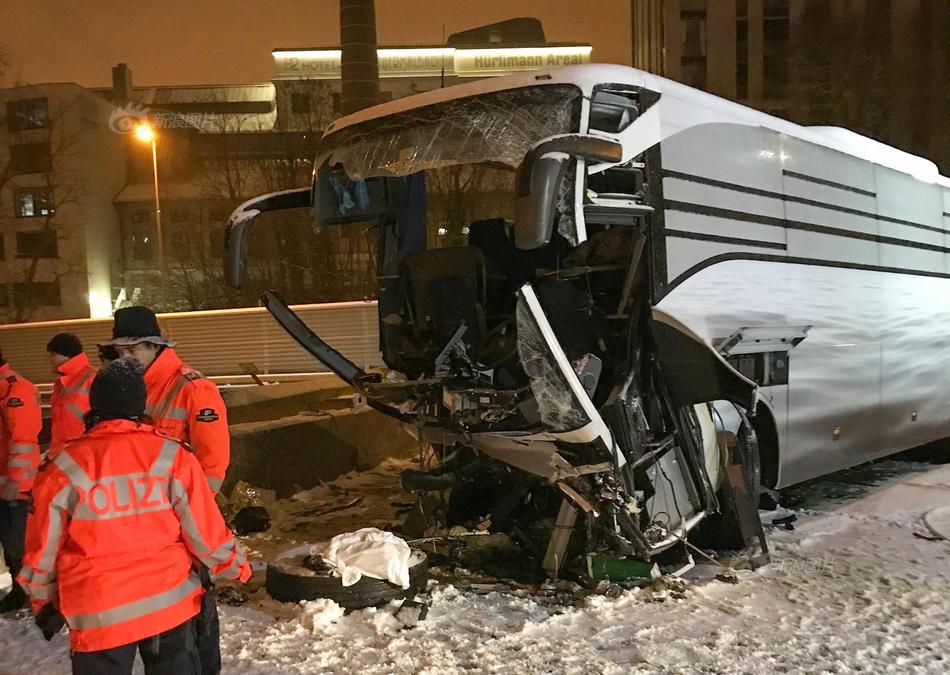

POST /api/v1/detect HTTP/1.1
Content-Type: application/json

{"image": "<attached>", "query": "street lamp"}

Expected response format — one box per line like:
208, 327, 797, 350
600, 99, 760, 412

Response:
134, 122, 166, 304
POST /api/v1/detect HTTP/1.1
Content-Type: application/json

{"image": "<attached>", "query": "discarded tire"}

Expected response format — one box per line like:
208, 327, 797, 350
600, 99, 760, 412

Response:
266, 552, 428, 610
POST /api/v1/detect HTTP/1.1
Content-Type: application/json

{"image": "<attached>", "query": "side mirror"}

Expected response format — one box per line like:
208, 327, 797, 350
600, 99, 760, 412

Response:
224, 187, 312, 289
514, 135, 623, 250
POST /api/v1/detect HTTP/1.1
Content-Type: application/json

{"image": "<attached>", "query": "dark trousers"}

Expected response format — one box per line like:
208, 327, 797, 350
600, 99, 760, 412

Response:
197, 569, 222, 675
71, 616, 201, 675
0, 500, 27, 581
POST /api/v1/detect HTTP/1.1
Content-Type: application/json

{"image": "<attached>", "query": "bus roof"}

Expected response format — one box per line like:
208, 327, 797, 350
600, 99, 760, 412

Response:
325, 64, 949, 188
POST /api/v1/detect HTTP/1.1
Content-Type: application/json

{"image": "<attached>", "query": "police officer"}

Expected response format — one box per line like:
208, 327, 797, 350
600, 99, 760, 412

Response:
47, 333, 97, 459
0, 347, 41, 613
103, 306, 230, 674
18, 358, 251, 675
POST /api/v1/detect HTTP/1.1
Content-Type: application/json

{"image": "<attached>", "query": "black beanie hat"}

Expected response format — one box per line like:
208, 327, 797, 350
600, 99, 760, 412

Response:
107, 306, 174, 347
88, 357, 147, 422
46, 332, 83, 358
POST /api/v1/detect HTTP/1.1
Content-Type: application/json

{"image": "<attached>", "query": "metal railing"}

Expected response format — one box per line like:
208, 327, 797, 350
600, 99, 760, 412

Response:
0, 301, 382, 388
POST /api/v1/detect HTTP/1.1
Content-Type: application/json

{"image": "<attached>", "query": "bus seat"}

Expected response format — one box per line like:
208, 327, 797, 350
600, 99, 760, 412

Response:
468, 218, 516, 321
401, 247, 487, 353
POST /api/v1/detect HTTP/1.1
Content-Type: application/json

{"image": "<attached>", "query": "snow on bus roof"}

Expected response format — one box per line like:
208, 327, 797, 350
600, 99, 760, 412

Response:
326, 64, 949, 187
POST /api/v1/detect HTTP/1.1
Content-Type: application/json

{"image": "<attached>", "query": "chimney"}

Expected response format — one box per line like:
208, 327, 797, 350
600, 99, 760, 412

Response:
112, 63, 134, 106
340, 0, 380, 115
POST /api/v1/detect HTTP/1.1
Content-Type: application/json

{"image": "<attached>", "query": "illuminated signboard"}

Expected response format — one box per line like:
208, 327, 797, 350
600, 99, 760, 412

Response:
272, 46, 592, 80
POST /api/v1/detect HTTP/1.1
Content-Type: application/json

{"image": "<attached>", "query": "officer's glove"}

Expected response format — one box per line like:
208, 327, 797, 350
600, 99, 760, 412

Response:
1, 482, 20, 501
35, 603, 66, 641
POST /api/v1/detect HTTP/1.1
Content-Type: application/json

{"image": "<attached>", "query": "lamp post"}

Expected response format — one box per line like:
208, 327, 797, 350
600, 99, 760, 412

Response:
134, 122, 166, 304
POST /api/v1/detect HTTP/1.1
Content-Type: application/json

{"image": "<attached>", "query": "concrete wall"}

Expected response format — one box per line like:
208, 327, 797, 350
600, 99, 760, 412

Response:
225, 407, 417, 498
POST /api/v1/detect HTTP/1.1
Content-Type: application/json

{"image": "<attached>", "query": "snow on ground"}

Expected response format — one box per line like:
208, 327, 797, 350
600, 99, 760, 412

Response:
1, 459, 948, 674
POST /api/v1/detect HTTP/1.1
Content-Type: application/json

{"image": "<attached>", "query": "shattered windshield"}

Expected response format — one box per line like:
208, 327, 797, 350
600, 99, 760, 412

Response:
516, 297, 590, 432
320, 84, 583, 180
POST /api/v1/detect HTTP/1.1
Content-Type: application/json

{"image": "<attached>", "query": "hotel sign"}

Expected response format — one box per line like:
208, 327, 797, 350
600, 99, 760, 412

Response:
273, 46, 592, 80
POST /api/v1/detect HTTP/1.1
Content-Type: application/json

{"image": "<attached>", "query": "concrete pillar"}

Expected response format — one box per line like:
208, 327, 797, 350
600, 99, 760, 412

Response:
631, 0, 666, 74
747, 0, 764, 103
663, 0, 683, 80
706, 0, 737, 99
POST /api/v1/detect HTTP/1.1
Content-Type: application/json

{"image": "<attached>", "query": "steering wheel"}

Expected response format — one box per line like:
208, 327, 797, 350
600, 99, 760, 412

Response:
474, 318, 519, 368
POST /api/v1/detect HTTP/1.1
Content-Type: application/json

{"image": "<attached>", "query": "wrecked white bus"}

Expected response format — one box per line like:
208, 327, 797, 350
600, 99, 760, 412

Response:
225, 64, 950, 576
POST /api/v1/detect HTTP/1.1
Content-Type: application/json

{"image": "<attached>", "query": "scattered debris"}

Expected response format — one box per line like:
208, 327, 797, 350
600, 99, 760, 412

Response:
394, 598, 429, 627
583, 554, 659, 585
232, 506, 271, 535
214, 587, 247, 607
771, 514, 798, 531
922, 505, 950, 541
291, 496, 363, 518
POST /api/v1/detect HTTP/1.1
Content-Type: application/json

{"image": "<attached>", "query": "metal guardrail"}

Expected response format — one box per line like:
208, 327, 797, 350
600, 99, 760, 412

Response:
0, 301, 382, 387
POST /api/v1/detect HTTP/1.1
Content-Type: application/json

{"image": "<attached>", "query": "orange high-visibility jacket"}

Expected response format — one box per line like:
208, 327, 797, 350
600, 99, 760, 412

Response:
144, 348, 229, 493
18, 419, 251, 652
49, 352, 97, 457
0, 363, 42, 498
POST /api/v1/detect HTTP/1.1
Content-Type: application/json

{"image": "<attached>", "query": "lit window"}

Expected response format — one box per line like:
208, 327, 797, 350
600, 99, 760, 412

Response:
7, 98, 49, 131
14, 188, 54, 218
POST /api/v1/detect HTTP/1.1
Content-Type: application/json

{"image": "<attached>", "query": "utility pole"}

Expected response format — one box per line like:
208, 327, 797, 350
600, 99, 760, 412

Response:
340, 0, 380, 115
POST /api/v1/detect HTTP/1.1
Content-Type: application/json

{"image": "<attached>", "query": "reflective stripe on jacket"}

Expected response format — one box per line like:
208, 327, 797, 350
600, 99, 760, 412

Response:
49, 353, 97, 457
144, 348, 229, 493
17, 419, 251, 652
0, 363, 41, 497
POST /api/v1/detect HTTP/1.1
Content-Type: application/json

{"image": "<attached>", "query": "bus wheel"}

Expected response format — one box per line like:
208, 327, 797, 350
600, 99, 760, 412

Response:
692, 417, 762, 551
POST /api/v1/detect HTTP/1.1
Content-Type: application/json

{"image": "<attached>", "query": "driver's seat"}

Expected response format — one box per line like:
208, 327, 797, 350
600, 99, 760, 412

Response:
401, 247, 487, 356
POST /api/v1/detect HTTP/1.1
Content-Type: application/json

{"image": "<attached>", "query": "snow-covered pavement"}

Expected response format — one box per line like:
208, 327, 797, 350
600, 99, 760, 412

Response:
1, 459, 948, 674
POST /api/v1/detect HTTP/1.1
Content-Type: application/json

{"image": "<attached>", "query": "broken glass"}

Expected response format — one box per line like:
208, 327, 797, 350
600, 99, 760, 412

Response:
320, 84, 582, 180
515, 297, 589, 432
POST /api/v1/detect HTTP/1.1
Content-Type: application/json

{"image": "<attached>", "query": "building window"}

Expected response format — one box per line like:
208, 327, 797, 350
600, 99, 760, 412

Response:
763, 0, 790, 100
169, 230, 193, 262
14, 280, 61, 307
9, 143, 52, 175
132, 209, 150, 224
6, 98, 49, 131
16, 230, 58, 258
291, 92, 311, 114
126, 225, 154, 263
681, 10, 707, 90
13, 188, 54, 218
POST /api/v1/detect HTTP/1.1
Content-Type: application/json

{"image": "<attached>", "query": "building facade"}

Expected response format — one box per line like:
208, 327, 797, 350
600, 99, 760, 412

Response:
5, 21, 587, 320
0, 83, 126, 322
98, 21, 594, 316
630, 0, 948, 172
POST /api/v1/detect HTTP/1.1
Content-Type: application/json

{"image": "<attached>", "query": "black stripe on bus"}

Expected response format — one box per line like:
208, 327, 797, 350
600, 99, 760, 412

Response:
781, 169, 876, 197
665, 252, 950, 296
665, 229, 787, 251
663, 170, 945, 235
664, 199, 950, 255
